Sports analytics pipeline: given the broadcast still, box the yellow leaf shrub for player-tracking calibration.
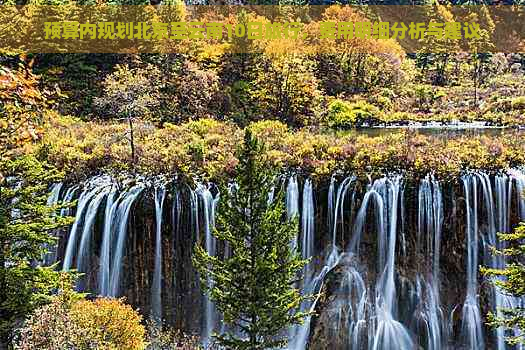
[15,297,146,350]
[70,298,146,350]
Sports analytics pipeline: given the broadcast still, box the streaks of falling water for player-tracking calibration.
[286,175,300,219]
[510,169,525,220]
[42,182,63,266]
[60,186,79,217]
[196,183,220,347]
[288,178,315,349]
[508,170,525,350]
[172,186,182,301]
[152,185,167,326]
[291,175,362,350]
[108,185,144,297]
[46,183,63,210]
[63,183,105,271]
[329,176,355,266]
[99,187,118,296]
[483,173,524,350]
[461,174,484,350]
[50,169,525,350]
[369,176,414,350]
[415,175,445,350]
[301,179,315,285]
[75,186,112,290]
[286,175,300,251]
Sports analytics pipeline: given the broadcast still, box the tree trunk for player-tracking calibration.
[128,115,136,171]
[474,60,479,109]
[0,240,7,349]
[0,182,7,348]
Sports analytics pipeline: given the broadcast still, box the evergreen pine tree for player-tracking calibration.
[0,156,74,344]
[193,129,309,349]
[482,223,525,346]
[0,60,73,346]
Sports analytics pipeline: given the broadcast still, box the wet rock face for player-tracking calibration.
[306,264,349,350]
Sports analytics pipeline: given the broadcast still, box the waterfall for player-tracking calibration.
[286,175,300,219]
[415,175,445,350]
[329,176,355,265]
[152,185,167,325]
[327,176,336,236]
[288,178,316,349]
[108,185,144,297]
[51,169,525,350]
[60,186,78,217]
[483,172,525,350]
[301,179,315,284]
[369,176,414,350]
[461,174,485,350]
[99,188,117,296]
[196,183,219,347]
[76,186,112,289]
[510,169,525,219]
[286,176,300,250]
[43,183,63,266]
[63,183,106,271]
[172,186,182,301]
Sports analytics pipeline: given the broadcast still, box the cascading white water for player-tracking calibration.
[196,183,219,347]
[289,176,348,350]
[108,185,144,297]
[301,179,315,285]
[286,176,300,250]
[286,175,300,219]
[369,176,414,350]
[60,186,78,217]
[461,174,485,350]
[98,188,117,296]
[151,185,166,325]
[63,183,106,271]
[288,178,315,349]
[415,175,445,350]
[50,169,525,350]
[329,176,355,266]
[481,172,525,350]
[510,169,525,219]
[75,186,112,289]
[42,183,63,266]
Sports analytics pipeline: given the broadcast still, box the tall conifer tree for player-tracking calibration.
[193,129,309,349]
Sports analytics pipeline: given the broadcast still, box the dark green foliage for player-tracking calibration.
[193,129,309,349]
[0,155,72,344]
[482,223,525,346]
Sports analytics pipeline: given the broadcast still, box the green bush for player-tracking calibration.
[486,96,525,113]
[511,96,525,110]
[327,100,382,129]
[368,94,393,112]
[412,84,446,112]
[146,321,204,349]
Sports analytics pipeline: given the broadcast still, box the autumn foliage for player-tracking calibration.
[0,62,48,157]
[15,296,146,350]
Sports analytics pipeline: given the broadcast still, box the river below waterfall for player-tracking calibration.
[47,168,525,350]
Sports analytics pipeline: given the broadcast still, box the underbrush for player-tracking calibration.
[30,116,525,182]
